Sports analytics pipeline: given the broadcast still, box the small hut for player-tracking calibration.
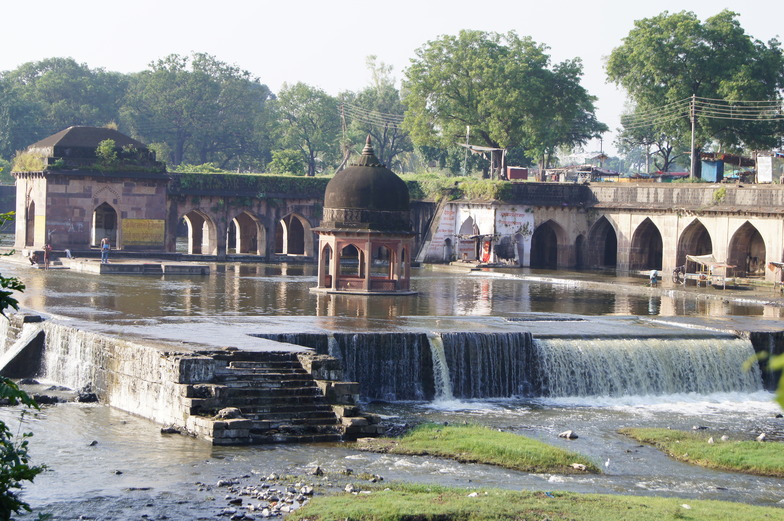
[313,137,415,295]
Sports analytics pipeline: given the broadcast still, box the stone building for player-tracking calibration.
[12,126,168,251]
[313,137,415,294]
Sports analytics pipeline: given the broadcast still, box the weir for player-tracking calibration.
[0,313,774,444]
[255,329,767,401]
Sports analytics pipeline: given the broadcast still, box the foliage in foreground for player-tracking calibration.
[620,428,784,478]
[357,423,599,474]
[0,379,44,521]
[288,483,783,521]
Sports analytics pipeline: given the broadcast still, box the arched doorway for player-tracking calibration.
[275,214,311,256]
[92,202,118,247]
[586,216,617,268]
[25,201,35,247]
[371,245,392,277]
[457,217,480,261]
[677,219,712,267]
[181,210,217,255]
[339,244,363,277]
[530,220,562,269]
[629,218,663,270]
[728,221,766,277]
[228,211,264,255]
[320,244,333,288]
[575,234,586,269]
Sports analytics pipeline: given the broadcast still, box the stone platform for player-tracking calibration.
[64,258,209,275]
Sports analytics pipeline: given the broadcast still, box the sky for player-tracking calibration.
[2,0,781,157]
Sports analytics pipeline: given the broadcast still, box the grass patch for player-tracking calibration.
[287,483,784,521]
[356,423,599,474]
[620,427,784,478]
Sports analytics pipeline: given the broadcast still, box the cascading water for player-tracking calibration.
[427,333,453,401]
[532,337,763,397]
[440,332,534,399]
[40,323,106,390]
[255,330,764,402]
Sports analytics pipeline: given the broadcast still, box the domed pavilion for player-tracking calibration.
[313,137,415,295]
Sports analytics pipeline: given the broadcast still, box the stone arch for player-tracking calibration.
[457,216,481,261]
[575,234,586,269]
[339,243,364,276]
[371,244,392,277]
[586,216,617,268]
[530,219,566,269]
[227,211,265,255]
[728,221,766,277]
[25,201,35,247]
[275,213,312,256]
[677,219,712,267]
[319,243,334,288]
[181,210,217,255]
[629,218,663,271]
[92,202,118,248]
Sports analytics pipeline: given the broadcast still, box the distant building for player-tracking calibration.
[12,126,168,251]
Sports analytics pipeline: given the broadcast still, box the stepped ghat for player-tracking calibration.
[1,312,781,444]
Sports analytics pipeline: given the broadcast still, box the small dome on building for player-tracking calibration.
[321,137,410,232]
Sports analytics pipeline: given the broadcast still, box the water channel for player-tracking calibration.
[1,261,784,519]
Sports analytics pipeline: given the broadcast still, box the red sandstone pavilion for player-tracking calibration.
[312,136,415,295]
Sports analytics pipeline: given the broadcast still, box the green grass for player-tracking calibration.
[620,427,784,478]
[356,423,599,474]
[287,483,784,521]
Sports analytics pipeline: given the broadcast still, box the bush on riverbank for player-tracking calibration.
[356,423,599,474]
[288,483,782,521]
[620,427,784,478]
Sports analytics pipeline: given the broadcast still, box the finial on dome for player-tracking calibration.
[355,135,383,167]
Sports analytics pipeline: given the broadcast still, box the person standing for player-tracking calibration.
[649,269,657,287]
[101,237,110,264]
[43,245,52,269]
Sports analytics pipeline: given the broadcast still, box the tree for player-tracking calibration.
[121,53,273,169]
[338,56,412,172]
[1,57,127,153]
[0,212,45,520]
[270,82,341,177]
[403,30,605,177]
[266,149,306,175]
[607,10,784,176]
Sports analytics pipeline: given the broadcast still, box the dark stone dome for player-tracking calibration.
[321,137,411,232]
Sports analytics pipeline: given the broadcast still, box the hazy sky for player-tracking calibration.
[2,0,781,156]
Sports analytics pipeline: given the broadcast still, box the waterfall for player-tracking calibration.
[327,333,435,401]
[533,337,763,397]
[440,332,534,399]
[254,330,764,402]
[427,334,454,401]
[41,324,106,389]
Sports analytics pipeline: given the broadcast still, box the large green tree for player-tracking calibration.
[121,53,272,169]
[403,30,605,177]
[607,10,784,175]
[270,82,341,176]
[0,58,126,157]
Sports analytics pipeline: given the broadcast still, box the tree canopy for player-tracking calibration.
[402,30,606,176]
[121,53,272,169]
[270,82,341,177]
[607,10,784,170]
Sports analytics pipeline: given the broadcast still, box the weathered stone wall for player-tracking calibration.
[41,321,216,427]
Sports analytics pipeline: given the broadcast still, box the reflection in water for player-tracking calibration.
[5,263,784,321]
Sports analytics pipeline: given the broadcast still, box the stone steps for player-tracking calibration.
[191,353,345,444]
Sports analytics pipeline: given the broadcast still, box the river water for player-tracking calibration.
[1,261,783,519]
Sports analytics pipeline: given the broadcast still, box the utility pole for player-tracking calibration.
[463,126,470,176]
[689,94,696,180]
